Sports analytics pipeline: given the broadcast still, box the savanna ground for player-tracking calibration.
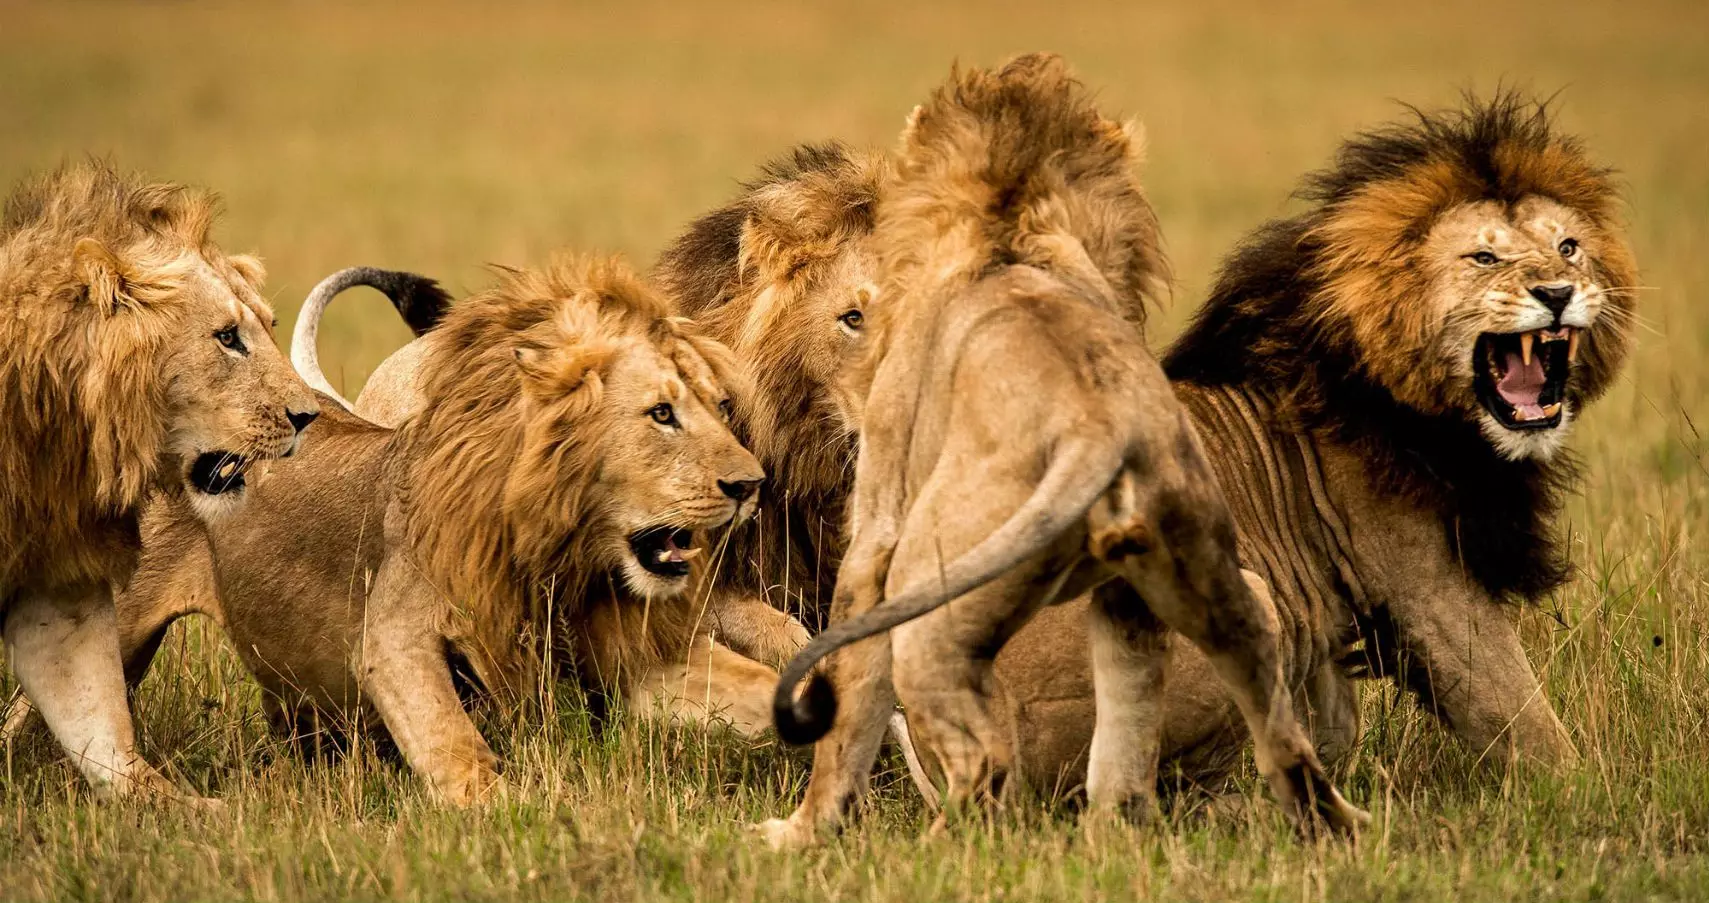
[2,1,1706,899]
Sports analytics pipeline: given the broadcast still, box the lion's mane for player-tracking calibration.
[1165,94,1639,601]
[0,161,238,598]
[396,256,706,700]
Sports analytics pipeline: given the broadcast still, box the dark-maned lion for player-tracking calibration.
[653,143,890,664]
[759,54,1365,847]
[91,256,767,803]
[0,162,319,799]
[994,90,1637,790]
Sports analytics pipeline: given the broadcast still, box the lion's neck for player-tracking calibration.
[1280,372,1571,604]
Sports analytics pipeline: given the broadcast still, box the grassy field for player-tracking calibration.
[3,1,1707,899]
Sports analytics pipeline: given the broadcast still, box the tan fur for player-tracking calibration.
[0,161,317,798]
[759,55,1362,848]
[53,256,767,803]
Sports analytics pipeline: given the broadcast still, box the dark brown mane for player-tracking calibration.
[1165,92,1637,602]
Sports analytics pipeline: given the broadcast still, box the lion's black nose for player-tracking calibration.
[718,478,760,501]
[286,408,319,433]
[1528,283,1575,318]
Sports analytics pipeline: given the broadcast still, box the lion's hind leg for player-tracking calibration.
[1094,476,1366,837]
[1081,578,1169,822]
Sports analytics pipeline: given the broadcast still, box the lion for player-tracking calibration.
[75,255,769,803]
[990,89,1637,792]
[758,54,1365,847]
[0,161,320,799]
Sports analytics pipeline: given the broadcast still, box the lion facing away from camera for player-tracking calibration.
[0,161,318,799]
[97,256,767,803]
[760,53,1363,847]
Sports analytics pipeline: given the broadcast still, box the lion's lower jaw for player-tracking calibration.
[184,486,249,523]
[1478,405,1574,462]
[617,560,692,602]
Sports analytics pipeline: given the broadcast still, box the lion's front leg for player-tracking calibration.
[628,635,779,737]
[3,583,184,800]
[708,594,811,670]
[1385,585,1577,768]
[358,564,500,806]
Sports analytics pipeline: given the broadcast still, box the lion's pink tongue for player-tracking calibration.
[1497,350,1546,417]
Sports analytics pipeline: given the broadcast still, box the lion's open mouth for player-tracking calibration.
[628,526,701,579]
[1473,327,1580,431]
[188,451,250,495]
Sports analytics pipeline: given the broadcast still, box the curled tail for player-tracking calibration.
[773,436,1126,745]
[291,266,451,408]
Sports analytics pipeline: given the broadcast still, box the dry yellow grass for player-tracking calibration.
[2,1,1706,900]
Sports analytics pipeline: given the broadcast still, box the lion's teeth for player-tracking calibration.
[1541,403,1562,418]
[218,461,239,480]
[677,547,703,562]
[1567,328,1580,363]
[1521,331,1535,366]
[656,549,672,563]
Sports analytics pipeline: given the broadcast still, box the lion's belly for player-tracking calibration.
[993,596,1250,795]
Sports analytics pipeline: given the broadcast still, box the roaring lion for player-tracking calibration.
[88,256,768,803]
[759,55,1365,847]
[0,161,320,799]
[993,91,1637,788]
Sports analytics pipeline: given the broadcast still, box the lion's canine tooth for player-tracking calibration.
[1521,331,1535,366]
[1567,328,1580,363]
[218,460,239,480]
[655,549,672,564]
[677,547,703,562]
[1541,403,1562,418]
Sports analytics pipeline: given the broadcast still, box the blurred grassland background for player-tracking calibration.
[2,1,1707,900]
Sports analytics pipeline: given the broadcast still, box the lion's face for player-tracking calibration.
[1409,195,1619,460]
[155,252,321,518]
[596,337,765,599]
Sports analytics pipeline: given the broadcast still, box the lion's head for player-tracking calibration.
[0,162,319,527]
[1166,94,1637,600]
[656,143,888,504]
[1172,95,1636,464]
[400,256,764,684]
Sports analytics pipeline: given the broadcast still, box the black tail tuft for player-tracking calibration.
[774,672,838,746]
[369,270,452,336]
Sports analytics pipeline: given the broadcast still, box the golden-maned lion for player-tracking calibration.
[993,91,1637,789]
[92,256,768,803]
[760,55,1365,847]
[0,161,319,799]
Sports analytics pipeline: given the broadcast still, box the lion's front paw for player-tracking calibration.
[752,815,818,850]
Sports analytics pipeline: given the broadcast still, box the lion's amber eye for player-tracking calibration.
[839,309,864,330]
[1468,251,1500,267]
[648,403,678,426]
[1558,238,1579,258]
[214,325,246,353]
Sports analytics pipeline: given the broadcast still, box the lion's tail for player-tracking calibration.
[290,266,451,408]
[772,434,1126,746]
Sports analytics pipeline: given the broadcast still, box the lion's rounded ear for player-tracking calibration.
[899,104,926,150]
[72,237,129,315]
[514,343,614,401]
[228,253,267,289]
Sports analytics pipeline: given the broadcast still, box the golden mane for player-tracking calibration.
[875,52,1168,345]
[0,161,247,596]
[398,254,717,697]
